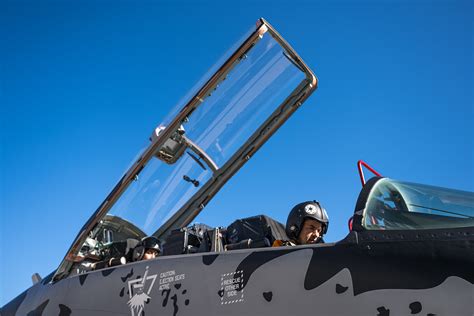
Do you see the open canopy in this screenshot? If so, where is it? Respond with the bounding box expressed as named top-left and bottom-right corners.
top-left (53, 18), bottom-right (317, 281)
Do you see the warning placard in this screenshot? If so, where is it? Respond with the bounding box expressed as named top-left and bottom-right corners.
top-left (220, 270), bottom-right (244, 305)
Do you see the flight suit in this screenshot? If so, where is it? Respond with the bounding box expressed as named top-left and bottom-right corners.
top-left (272, 239), bottom-right (297, 247)
top-left (272, 238), bottom-right (325, 247)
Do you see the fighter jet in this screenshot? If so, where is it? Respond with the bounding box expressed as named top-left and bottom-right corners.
top-left (2, 18), bottom-right (473, 316)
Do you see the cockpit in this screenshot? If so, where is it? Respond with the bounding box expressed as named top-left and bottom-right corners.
top-left (72, 214), bottom-right (288, 274)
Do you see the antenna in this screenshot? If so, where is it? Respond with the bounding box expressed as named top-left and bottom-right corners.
top-left (357, 160), bottom-right (382, 187)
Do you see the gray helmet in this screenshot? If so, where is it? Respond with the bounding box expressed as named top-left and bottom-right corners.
top-left (141, 236), bottom-right (161, 252)
top-left (286, 201), bottom-right (329, 240)
top-left (132, 236), bottom-right (161, 261)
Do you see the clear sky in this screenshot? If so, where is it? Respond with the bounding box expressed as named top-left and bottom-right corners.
top-left (1, 0), bottom-right (473, 306)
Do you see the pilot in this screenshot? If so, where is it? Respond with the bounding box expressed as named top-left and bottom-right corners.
top-left (273, 201), bottom-right (329, 246)
top-left (132, 236), bottom-right (161, 261)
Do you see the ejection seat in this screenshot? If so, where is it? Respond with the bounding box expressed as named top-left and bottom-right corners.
top-left (161, 215), bottom-right (287, 256)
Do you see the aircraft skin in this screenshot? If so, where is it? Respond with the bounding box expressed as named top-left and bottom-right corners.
top-left (2, 223), bottom-right (473, 316)
top-left (2, 18), bottom-right (473, 316)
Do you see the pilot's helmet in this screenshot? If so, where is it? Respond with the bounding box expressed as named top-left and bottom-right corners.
top-left (285, 201), bottom-right (329, 241)
top-left (132, 236), bottom-right (161, 261)
top-left (141, 236), bottom-right (161, 253)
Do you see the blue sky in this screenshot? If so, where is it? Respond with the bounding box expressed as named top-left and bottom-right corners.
top-left (1, 0), bottom-right (473, 305)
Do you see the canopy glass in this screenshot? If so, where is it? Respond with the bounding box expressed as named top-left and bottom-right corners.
top-left (53, 19), bottom-right (316, 280)
top-left (363, 178), bottom-right (474, 230)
